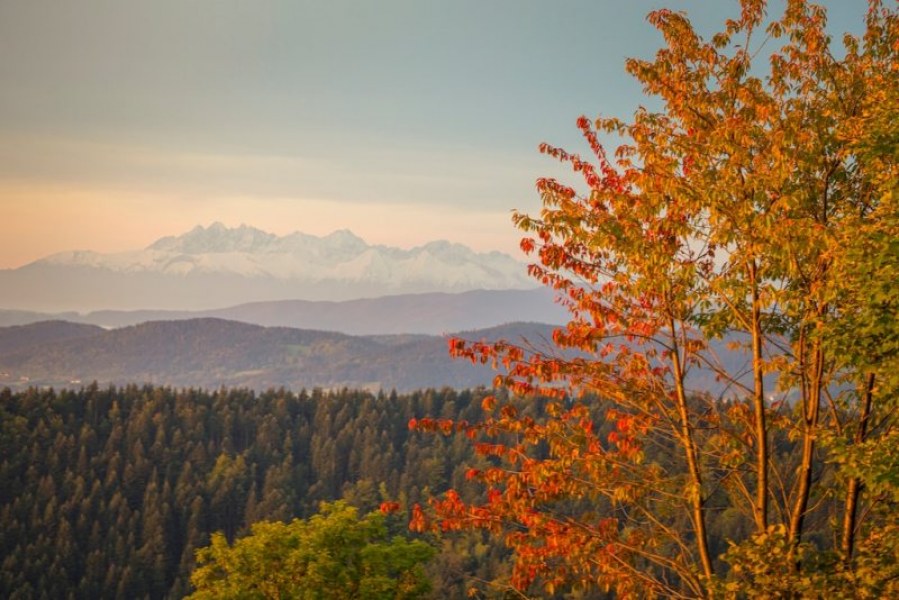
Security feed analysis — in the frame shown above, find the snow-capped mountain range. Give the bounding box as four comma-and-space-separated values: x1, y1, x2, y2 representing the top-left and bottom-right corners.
41, 222, 528, 285
2, 223, 536, 312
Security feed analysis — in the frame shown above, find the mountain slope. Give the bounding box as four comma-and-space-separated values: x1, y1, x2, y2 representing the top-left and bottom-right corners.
0, 320, 104, 355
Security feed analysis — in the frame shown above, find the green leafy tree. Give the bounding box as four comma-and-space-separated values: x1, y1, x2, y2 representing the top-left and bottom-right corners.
188, 501, 435, 599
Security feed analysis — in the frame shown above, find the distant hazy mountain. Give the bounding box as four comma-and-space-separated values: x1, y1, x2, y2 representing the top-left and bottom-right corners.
0, 223, 535, 312
0, 319, 558, 393
0, 288, 568, 335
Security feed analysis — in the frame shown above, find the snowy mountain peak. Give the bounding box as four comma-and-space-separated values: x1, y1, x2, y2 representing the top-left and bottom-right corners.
320, 229, 368, 253
148, 222, 276, 254
16, 223, 537, 310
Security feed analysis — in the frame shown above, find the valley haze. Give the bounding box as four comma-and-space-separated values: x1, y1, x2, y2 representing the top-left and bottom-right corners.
0, 288, 568, 336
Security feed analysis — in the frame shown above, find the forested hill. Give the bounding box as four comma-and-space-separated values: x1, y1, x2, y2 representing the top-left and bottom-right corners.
0, 319, 558, 393
0, 385, 510, 598
0, 320, 103, 355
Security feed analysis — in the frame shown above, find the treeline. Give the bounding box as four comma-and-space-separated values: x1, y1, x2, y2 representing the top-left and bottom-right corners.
0, 384, 511, 599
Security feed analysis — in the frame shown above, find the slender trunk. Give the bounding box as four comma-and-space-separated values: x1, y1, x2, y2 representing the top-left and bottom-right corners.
748, 261, 768, 531
788, 337, 824, 561
669, 321, 714, 585
841, 373, 875, 559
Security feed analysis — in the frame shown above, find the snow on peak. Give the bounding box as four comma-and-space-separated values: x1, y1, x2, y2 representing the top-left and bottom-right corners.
319, 229, 368, 257
33, 223, 535, 293
416, 240, 476, 263
324, 228, 365, 244
148, 222, 276, 254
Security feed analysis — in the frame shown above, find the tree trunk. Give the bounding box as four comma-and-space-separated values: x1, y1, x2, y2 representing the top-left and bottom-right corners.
841, 372, 875, 560
669, 321, 714, 585
788, 337, 824, 561
749, 261, 769, 531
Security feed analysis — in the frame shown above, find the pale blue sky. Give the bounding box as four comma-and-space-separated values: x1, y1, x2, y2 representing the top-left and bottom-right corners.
0, 0, 868, 267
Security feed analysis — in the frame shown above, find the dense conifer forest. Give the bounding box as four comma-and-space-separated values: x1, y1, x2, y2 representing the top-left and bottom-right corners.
4, 384, 868, 598
0, 385, 512, 599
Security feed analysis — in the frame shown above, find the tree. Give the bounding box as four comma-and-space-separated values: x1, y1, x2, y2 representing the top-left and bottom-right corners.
188, 501, 435, 599
413, 1, 899, 597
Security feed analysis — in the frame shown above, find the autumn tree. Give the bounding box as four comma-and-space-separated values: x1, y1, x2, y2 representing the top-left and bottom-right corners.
414, 0, 899, 597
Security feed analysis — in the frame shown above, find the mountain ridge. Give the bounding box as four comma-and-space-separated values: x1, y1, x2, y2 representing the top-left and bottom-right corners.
0, 288, 568, 334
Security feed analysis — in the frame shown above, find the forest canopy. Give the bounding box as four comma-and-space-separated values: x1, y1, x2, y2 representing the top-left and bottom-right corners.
0, 385, 509, 599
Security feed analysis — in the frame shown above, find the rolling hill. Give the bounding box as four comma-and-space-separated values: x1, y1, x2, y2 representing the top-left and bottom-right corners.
0, 319, 558, 392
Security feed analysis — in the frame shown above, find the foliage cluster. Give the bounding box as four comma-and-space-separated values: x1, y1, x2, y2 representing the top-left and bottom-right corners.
188, 501, 434, 599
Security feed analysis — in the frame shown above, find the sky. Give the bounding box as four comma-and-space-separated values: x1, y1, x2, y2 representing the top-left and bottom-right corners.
0, 0, 869, 269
